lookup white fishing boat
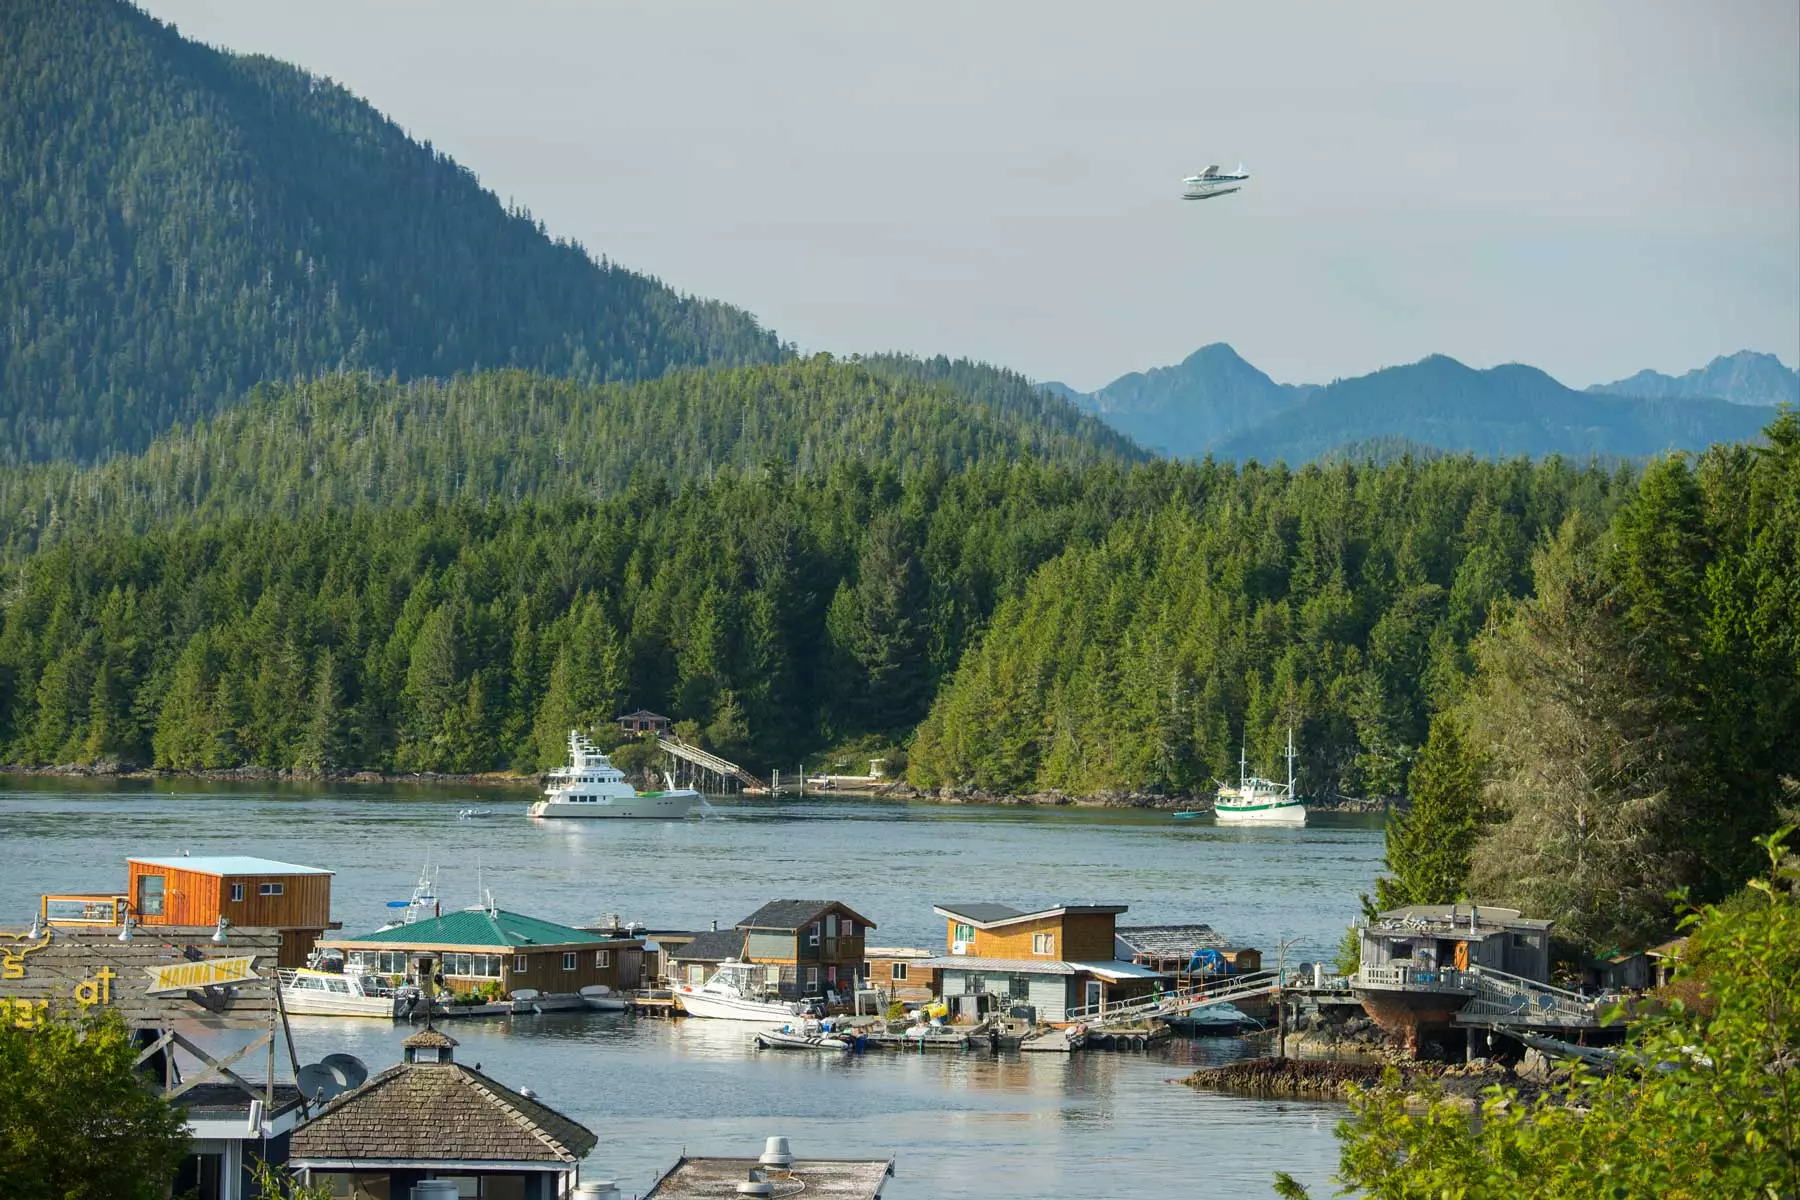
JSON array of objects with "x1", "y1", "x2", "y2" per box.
[
  {"x1": 673, "y1": 962, "x2": 821, "y2": 1022},
  {"x1": 1214, "y1": 729, "x2": 1308, "y2": 826},
  {"x1": 278, "y1": 965, "x2": 419, "y2": 1018},
  {"x1": 528, "y1": 730, "x2": 703, "y2": 820}
]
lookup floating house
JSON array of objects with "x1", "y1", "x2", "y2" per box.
[
  {"x1": 1353, "y1": 902, "x2": 1558, "y2": 1052},
  {"x1": 643, "y1": 1136, "x2": 894, "y2": 1200},
  {"x1": 318, "y1": 907, "x2": 644, "y2": 999},
  {"x1": 920, "y1": 903, "x2": 1163, "y2": 1023},
  {"x1": 174, "y1": 1083, "x2": 304, "y2": 1200},
  {"x1": 736, "y1": 900, "x2": 874, "y2": 1002},
  {"x1": 863, "y1": 947, "x2": 938, "y2": 1003},
  {"x1": 41, "y1": 854, "x2": 339, "y2": 967},
  {"x1": 291, "y1": 1028, "x2": 597, "y2": 1200}
]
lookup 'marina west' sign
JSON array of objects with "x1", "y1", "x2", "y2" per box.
[{"x1": 0, "y1": 926, "x2": 279, "y2": 1030}]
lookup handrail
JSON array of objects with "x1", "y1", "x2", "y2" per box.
[{"x1": 1064, "y1": 970, "x2": 1281, "y2": 1024}]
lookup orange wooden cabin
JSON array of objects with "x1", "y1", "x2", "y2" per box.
[{"x1": 43, "y1": 855, "x2": 337, "y2": 967}]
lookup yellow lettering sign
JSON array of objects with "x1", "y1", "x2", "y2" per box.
[
  {"x1": 0, "y1": 933, "x2": 52, "y2": 980},
  {"x1": 144, "y1": 955, "x2": 258, "y2": 996}
]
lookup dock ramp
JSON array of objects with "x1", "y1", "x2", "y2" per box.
[
  {"x1": 655, "y1": 736, "x2": 763, "y2": 793},
  {"x1": 1065, "y1": 970, "x2": 1283, "y2": 1027}
]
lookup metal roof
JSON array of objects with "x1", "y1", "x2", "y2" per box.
[
  {"x1": 1069, "y1": 960, "x2": 1166, "y2": 981},
  {"x1": 736, "y1": 900, "x2": 875, "y2": 931},
  {"x1": 918, "y1": 956, "x2": 1079, "y2": 975},
  {"x1": 1370, "y1": 903, "x2": 1553, "y2": 936},
  {"x1": 330, "y1": 908, "x2": 611, "y2": 950},
  {"x1": 131, "y1": 855, "x2": 332, "y2": 876},
  {"x1": 933, "y1": 903, "x2": 1128, "y2": 930}
]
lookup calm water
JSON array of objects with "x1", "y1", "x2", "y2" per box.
[{"x1": 0, "y1": 778, "x2": 1383, "y2": 1198}]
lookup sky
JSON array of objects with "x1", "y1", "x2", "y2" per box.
[{"x1": 143, "y1": 0, "x2": 1799, "y2": 392}]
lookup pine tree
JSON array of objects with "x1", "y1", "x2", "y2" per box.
[
  {"x1": 297, "y1": 652, "x2": 346, "y2": 773},
  {"x1": 1374, "y1": 711, "x2": 1482, "y2": 910}
]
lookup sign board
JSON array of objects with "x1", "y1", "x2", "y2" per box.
[
  {"x1": 145, "y1": 954, "x2": 261, "y2": 995},
  {"x1": 0, "y1": 926, "x2": 279, "y2": 1030}
]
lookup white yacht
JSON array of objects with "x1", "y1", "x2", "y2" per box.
[
  {"x1": 673, "y1": 962, "x2": 822, "y2": 1022},
  {"x1": 278, "y1": 965, "x2": 418, "y2": 1018},
  {"x1": 1214, "y1": 729, "x2": 1308, "y2": 826},
  {"x1": 528, "y1": 730, "x2": 703, "y2": 820}
]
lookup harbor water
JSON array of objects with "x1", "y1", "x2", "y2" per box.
[{"x1": 0, "y1": 778, "x2": 1385, "y2": 1198}]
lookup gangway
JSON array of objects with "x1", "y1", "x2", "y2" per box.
[
  {"x1": 654, "y1": 736, "x2": 763, "y2": 794},
  {"x1": 1453, "y1": 965, "x2": 1610, "y2": 1030},
  {"x1": 1064, "y1": 970, "x2": 1283, "y2": 1027}
]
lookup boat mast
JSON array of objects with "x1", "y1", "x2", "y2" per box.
[
  {"x1": 1285, "y1": 727, "x2": 1296, "y2": 798},
  {"x1": 1238, "y1": 742, "x2": 1247, "y2": 789}
]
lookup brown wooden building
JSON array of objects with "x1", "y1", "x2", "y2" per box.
[
  {"x1": 936, "y1": 902, "x2": 1126, "y2": 963},
  {"x1": 41, "y1": 855, "x2": 338, "y2": 968},
  {"x1": 320, "y1": 907, "x2": 644, "y2": 998},
  {"x1": 863, "y1": 947, "x2": 938, "y2": 1003},
  {"x1": 736, "y1": 899, "x2": 875, "y2": 1001},
  {"x1": 617, "y1": 709, "x2": 673, "y2": 734}
]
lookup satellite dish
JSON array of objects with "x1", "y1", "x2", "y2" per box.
[
  {"x1": 321, "y1": 1053, "x2": 369, "y2": 1090},
  {"x1": 297, "y1": 1063, "x2": 345, "y2": 1103}
]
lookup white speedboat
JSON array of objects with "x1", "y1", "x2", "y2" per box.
[
  {"x1": 1214, "y1": 729, "x2": 1308, "y2": 825},
  {"x1": 673, "y1": 962, "x2": 821, "y2": 1022},
  {"x1": 528, "y1": 730, "x2": 703, "y2": 820},
  {"x1": 278, "y1": 967, "x2": 418, "y2": 1018}
]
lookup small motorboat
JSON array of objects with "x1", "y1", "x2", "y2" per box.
[
  {"x1": 581, "y1": 985, "x2": 629, "y2": 1012},
  {"x1": 754, "y1": 1018, "x2": 861, "y2": 1052},
  {"x1": 457, "y1": 807, "x2": 495, "y2": 819},
  {"x1": 1172, "y1": 810, "x2": 1202, "y2": 819}
]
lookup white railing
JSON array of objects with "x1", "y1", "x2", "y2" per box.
[
  {"x1": 1356, "y1": 963, "x2": 1478, "y2": 992},
  {"x1": 1064, "y1": 970, "x2": 1280, "y2": 1025}
]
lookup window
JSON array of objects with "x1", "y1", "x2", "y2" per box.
[
  {"x1": 890, "y1": 962, "x2": 909, "y2": 982},
  {"x1": 1008, "y1": 974, "x2": 1033, "y2": 1000},
  {"x1": 594, "y1": 950, "x2": 611, "y2": 969},
  {"x1": 805, "y1": 967, "x2": 819, "y2": 990},
  {"x1": 809, "y1": 922, "x2": 820, "y2": 946},
  {"x1": 843, "y1": 919, "x2": 855, "y2": 937},
  {"x1": 1032, "y1": 933, "x2": 1055, "y2": 955},
  {"x1": 440, "y1": 953, "x2": 501, "y2": 978},
  {"x1": 562, "y1": 952, "x2": 577, "y2": 971},
  {"x1": 259, "y1": 882, "x2": 285, "y2": 897},
  {"x1": 138, "y1": 875, "x2": 165, "y2": 917},
  {"x1": 953, "y1": 923, "x2": 974, "y2": 943},
  {"x1": 513, "y1": 955, "x2": 528, "y2": 972},
  {"x1": 1390, "y1": 941, "x2": 1414, "y2": 960},
  {"x1": 230, "y1": 883, "x2": 244, "y2": 903}
]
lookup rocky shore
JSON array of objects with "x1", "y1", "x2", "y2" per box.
[{"x1": 1182, "y1": 1054, "x2": 1551, "y2": 1107}]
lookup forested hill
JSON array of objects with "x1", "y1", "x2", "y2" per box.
[
  {"x1": 0, "y1": 0, "x2": 780, "y2": 464},
  {"x1": 0, "y1": 357, "x2": 1142, "y2": 556}
]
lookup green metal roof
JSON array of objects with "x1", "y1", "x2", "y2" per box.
[{"x1": 341, "y1": 908, "x2": 609, "y2": 949}]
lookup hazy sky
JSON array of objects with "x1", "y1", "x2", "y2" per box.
[{"x1": 144, "y1": 1, "x2": 1798, "y2": 391}]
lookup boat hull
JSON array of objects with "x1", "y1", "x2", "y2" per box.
[
  {"x1": 755, "y1": 1030, "x2": 853, "y2": 1051},
  {"x1": 1215, "y1": 802, "x2": 1308, "y2": 826},
  {"x1": 672, "y1": 985, "x2": 811, "y2": 1022},
  {"x1": 529, "y1": 789, "x2": 703, "y2": 820},
  {"x1": 279, "y1": 987, "x2": 403, "y2": 1018}
]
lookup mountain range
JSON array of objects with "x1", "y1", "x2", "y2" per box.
[{"x1": 1045, "y1": 345, "x2": 1788, "y2": 462}]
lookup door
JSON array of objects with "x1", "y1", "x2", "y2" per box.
[
  {"x1": 1453, "y1": 941, "x2": 1469, "y2": 971},
  {"x1": 1084, "y1": 980, "x2": 1103, "y2": 1011}
]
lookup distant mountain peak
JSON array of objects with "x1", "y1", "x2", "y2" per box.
[{"x1": 1589, "y1": 351, "x2": 1798, "y2": 407}]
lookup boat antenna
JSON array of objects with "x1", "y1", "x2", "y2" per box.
[{"x1": 1239, "y1": 742, "x2": 1247, "y2": 789}]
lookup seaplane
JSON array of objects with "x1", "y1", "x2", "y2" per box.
[{"x1": 1182, "y1": 163, "x2": 1249, "y2": 201}]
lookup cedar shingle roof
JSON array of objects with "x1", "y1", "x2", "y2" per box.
[
  {"x1": 403, "y1": 1028, "x2": 458, "y2": 1049},
  {"x1": 736, "y1": 900, "x2": 875, "y2": 932},
  {"x1": 290, "y1": 1062, "x2": 596, "y2": 1165}
]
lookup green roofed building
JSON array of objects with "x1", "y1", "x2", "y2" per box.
[{"x1": 319, "y1": 907, "x2": 645, "y2": 998}]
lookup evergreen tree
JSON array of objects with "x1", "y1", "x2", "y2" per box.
[
  {"x1": 1374, "y1": 711, "x2": 1483, "y2": 910},
  {"x1": 297, "y1": 652, "x2": 347, "y2": 772}
]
